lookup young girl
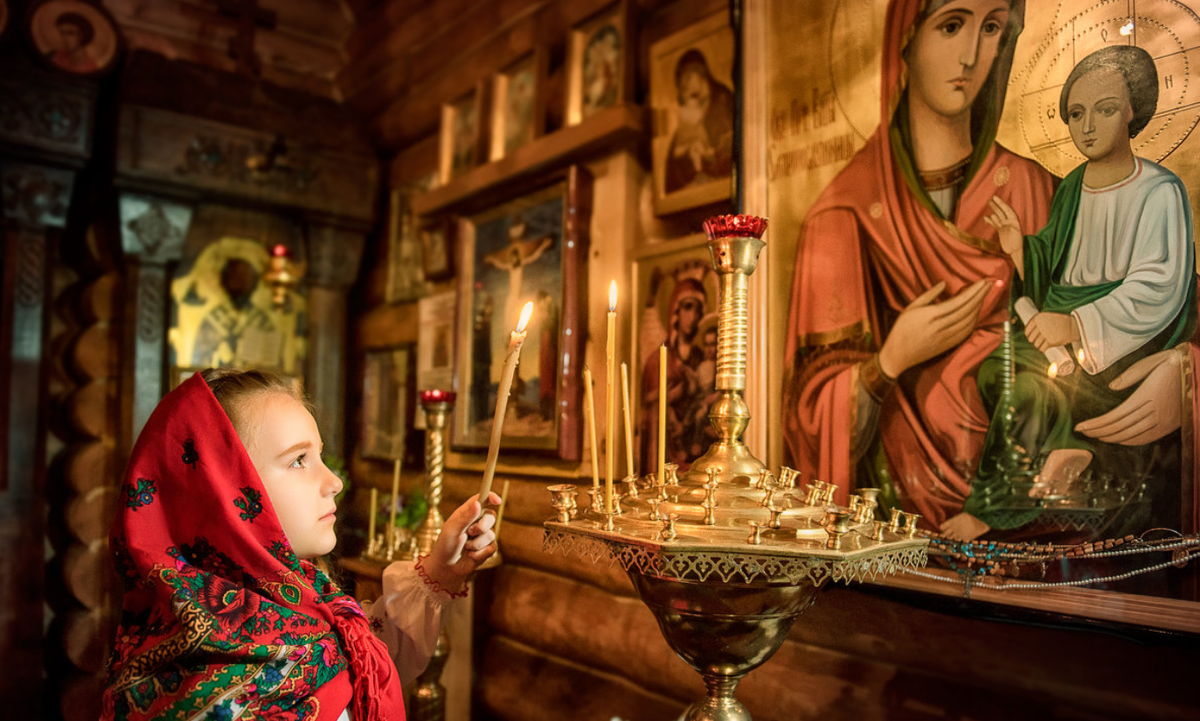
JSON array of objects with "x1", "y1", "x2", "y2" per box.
[
  {"x1": 102, "y1": 369, "x2": 499, "y2": 720},
  {"x1": 962, "y1": 45, "x2": 1196, "y2": 538}
]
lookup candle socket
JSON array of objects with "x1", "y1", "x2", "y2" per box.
[
  {"x1": 586, "y1": 487, "x2": 606, "y2": 517},
  {"x1": 548, "y1": 484, "x2": 579, "y2": 524},
  {"x1": 662, "y1": 463, "x2": 680, "y2": 488},
  {"x1": 825, "y1": 510, "x2": 854, "y2": 550},
  {"x1": 623, "y1": 475, "x2": 640, "y2": 499}
]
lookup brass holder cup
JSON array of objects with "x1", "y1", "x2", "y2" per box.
[
  {"x1": 543, "y1": 215, "x2": 928, "y2": 721},
  {"x1": 548, "y1": 484, "x2": 579, "y2": 523}
]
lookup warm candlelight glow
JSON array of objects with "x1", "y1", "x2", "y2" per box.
[
  {"x1": 1077, "y1": 348, "x2": 1085, "y2": 365},
  {"x1": 1048, "y1": 362, "x2": 1059, "y2": 379},
  {"x1": 517, "y1": 300, "x2": 534, "y2": 332},
  {"x1": 608, "y1": 280, "x2": 618, "y2": 312}
]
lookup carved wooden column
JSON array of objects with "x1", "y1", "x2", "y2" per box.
[
  {"x1": 116, "y1": 194, "x2": 193, "y2": 441},
  {"x1": 0, "y1": 65, "x2": 95, "y2": 715},
  {"x1": 305, "y1": 221, "x2": 366, "y2": 458}
]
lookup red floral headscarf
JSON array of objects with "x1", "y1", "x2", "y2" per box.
[{"x1": 102, "y1": 373, "x2": 405, "y2": 720}]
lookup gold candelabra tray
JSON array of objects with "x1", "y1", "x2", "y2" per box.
[
  {"x1": 541, "y1": 215, "x2": 928, "y2": 721},
  {"x1": 543, "y1": 503, "x2": 927, "y2": 587}
]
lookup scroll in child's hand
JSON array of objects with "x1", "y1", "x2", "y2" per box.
[{"x1": 1014, "y1": 297, "x2": 1074, "y2": 377}]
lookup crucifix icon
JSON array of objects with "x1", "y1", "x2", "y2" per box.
[{"x1": 198, "y1": 0, "x2": 278, "y2": 77}]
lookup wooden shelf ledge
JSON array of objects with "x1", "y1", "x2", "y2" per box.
[{"x1": 413, "y1": 104, "x2": 646, "y2": 216}]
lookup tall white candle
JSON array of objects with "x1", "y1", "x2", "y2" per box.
[
  {"x1": 389, "y1": 458, "x2": 401, "y2": 545},
  {"x1": 658, "y1": 344, "x2": 667, "y2": 488},
  {"x1": 368, "y1": 487, "x2": 378, "y2": 545},
  {"x1": 478, "y1": 301, "x2": 534, "y2": 506},
  {"x1": 583, "y1": 366, "x2": 600, "y2": 492},
  {"x1": 621, "y1": 361, "x2": 634, "y2": 478},
  {"x1": 605, "y1": 281, "x2": 617, "y2": 513}
]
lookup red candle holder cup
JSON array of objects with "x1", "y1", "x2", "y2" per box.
[
  {"x1": 702, "y1": 214, "x2": 768, "y2": 241},
  {"x1": 420, "y1": 389, "x2": 456, "y2": 405},
  {"x1": 271, "y1": 243, "x2": 290, "y2": 258}
]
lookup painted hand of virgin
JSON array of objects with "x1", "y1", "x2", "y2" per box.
[
  {"x1": 878, "y1": 280, "x2": 990, "y2": 378},
  {"x1": 1075, "y1": 349, "x2": 1183, "y2": 445},
  {"x1": 422, "y1": 492, "x2": 500, "y2": 594},
  {"x1": 939, "y1": 512, "x2": 990, "y2": 542}
]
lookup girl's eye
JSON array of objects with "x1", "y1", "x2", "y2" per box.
[
  {"x1": 1068, "y1": 109, "x2": 1083, "y2": 122},
  {"x1": 290, "y1": 454, "x2": 307, "y2": 469},
  {"x1": 982, "y1": 19, "x2": 1003, "y2": 36}
]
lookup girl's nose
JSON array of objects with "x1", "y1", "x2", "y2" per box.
[{"x1": 325, "y1": 466, "x2": 344, "y2": 495}]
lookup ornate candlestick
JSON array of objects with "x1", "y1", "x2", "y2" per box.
[
  {"x1": 414, "y1": 389, "x2": 456, "y2": 721},
  {"x1": 416, "y1": 389, "x2": 455, "y2": 554},
  {"x1": 543, "y1": 215, "x2": 927, "y2": 721},
  {"x1": 684, "y1": 215, "x2": 768, "y2": 483}
]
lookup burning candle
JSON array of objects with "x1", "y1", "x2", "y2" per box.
[
  {"x1": 478, "y1": 301, "x2": 534, "y2": 506},
  {"x1": 658, "y1": 344, "x2": 667, "y2": 488},
  {"x1": 621, "y1": 362, "x2": 634, "y2": 478},
  {"x1": 583, "y1": 366, "x2": 600, "y2": 492},
  {"x1": 605, "y1": 281, "x2": 617, "y2": 513},
  {"x1": 368, "y1": 487, "x2": 378, "y2": 545}
]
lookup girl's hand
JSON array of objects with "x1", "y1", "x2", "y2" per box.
[{"x1": 421, "y1": 493, "x2": 500, "y2": 594}]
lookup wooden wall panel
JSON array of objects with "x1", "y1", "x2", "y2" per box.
[{"x1": 105, "y1": 0, "x2": 354, "y2": 98}]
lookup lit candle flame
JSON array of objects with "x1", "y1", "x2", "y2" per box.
[
  {"x1": 1077, "y1": 348, "x2": 1085, "y2": 364},
  {"x1": 516, "y1": 301, "x2": 534, "y2": 332},
  {"x1": 608, "y1": 280, "x2": 618, "y2": 312},
  {"x1": 1047, "y1": 362, "x2": 1058, "y2": 379}
]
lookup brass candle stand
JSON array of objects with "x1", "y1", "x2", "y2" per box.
[
  {"x1": 415, "y1": 390, "x2": 454, "y2": 555},
  {"x1": 413, "y1": 390, "x2": 456, "y2": 721},
  {"x1": 543, "y1": 215, "x2": 928, "y2": 721}
]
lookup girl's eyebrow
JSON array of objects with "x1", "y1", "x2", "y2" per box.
[{"x1": 277, "y1": 440, "x2": 312, "y2": 459}]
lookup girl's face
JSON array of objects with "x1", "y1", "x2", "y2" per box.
[
  {"x1": 906, "y1": 0, "x2": 1010, "y2": 118},
  {"x1": 243, "y1": 393, "x2": 343, "y2": 559},
  {"x1": 1066, "y1": 67, "x2": 1134, "y2": 163}
]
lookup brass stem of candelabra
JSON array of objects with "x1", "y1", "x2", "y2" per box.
[
  {"x1": 416, "y1": 396, "x2": 452, "y2": 555},
  {"x1": 684, "y1": 234, "x2": 767, "y2": 484},
  {"x1": 410, "y1": 630, "x2": 449, "y2": 720}
]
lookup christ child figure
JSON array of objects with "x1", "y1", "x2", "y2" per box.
[{"x1": 961, "y1": 45, "x2": 1196, "y2": 539}]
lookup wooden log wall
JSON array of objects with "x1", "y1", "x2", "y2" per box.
[{"x1": 44, "y1": 236, "x2": 123, "y2": 721}]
